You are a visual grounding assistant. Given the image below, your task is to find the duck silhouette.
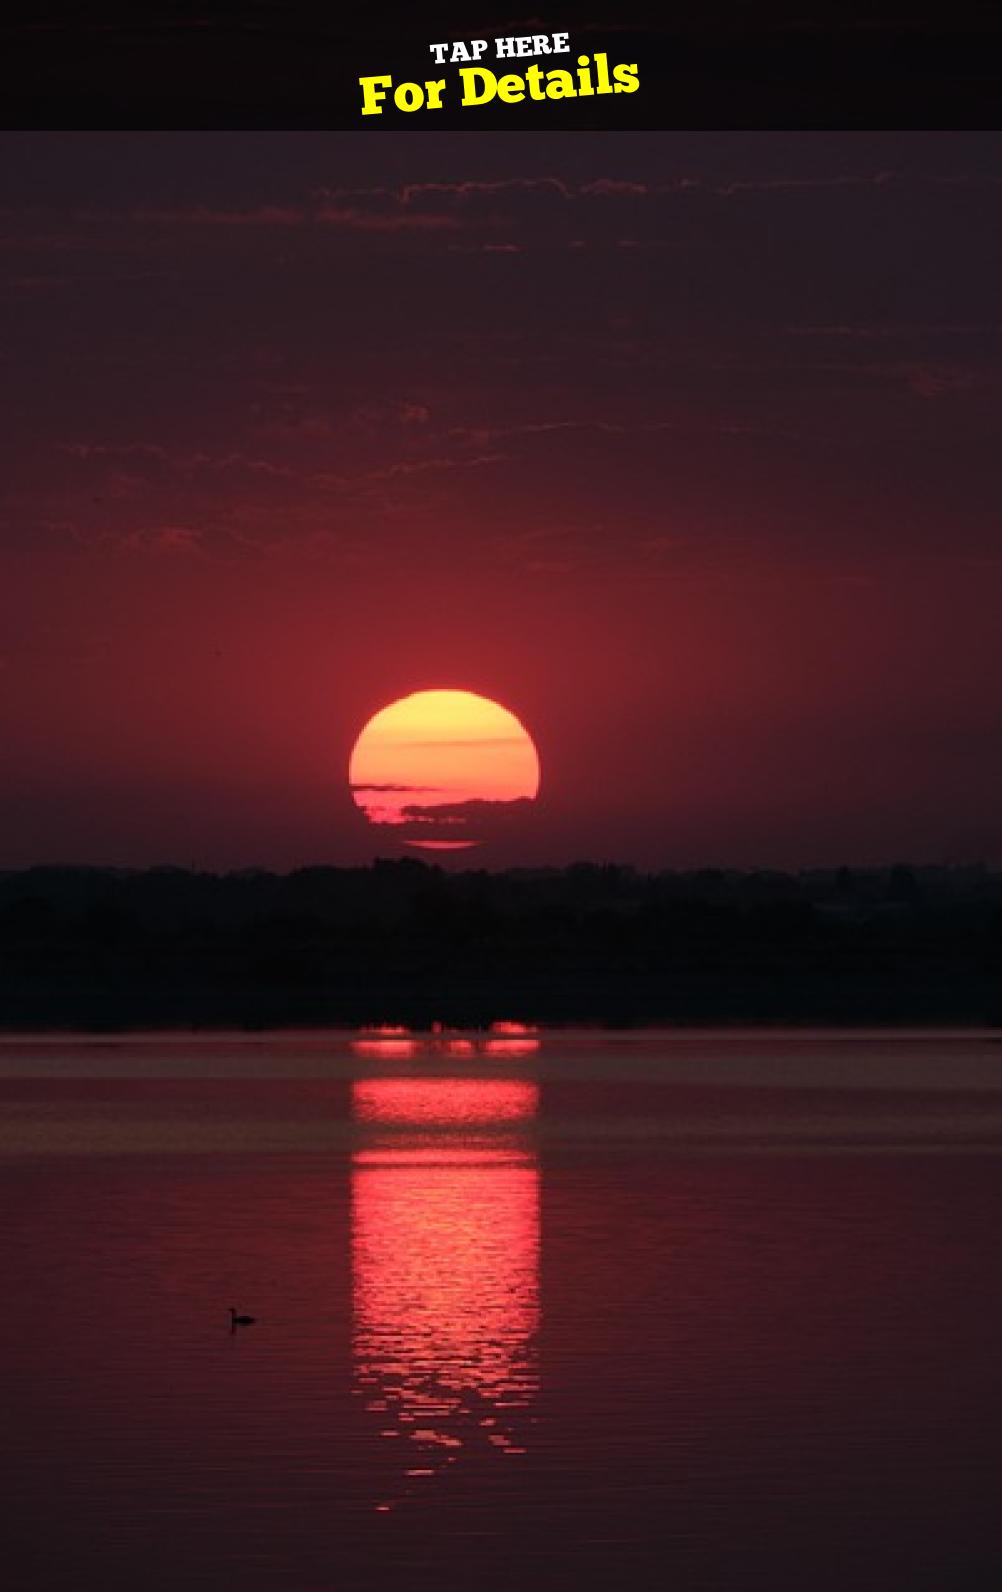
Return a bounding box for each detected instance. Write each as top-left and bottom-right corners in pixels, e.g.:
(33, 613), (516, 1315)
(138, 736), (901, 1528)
(229, 1307), (256, 1329)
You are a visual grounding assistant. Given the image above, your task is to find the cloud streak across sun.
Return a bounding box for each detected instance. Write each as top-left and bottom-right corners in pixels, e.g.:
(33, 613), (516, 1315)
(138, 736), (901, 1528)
(349, 690), (540, 849)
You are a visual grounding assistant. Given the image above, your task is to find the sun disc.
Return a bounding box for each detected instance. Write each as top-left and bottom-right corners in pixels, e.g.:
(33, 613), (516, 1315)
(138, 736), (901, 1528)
(349, 688), (540, 850)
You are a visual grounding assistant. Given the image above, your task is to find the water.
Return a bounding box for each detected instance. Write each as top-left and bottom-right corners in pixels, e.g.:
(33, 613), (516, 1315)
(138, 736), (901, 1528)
(2, 1029), (1002, 1590)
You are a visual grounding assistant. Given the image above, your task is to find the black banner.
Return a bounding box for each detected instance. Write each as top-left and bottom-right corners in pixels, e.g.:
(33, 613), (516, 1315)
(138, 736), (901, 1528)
(3, 2), (1002, 128)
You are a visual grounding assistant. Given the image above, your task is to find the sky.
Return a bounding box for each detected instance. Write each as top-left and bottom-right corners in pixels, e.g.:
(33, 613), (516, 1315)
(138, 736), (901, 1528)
(1, 130), (1001, 870)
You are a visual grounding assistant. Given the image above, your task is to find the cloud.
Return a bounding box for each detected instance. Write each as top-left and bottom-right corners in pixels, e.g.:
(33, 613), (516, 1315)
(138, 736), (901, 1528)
(18, 167), (994, 257)
(447, 416), (788, 449)
(59, 441), (169, 463)
(350, 784), (442, 793)
(396, 797), (538, 834)
(131, 205), (304, 228)
(397, 177), (574, 205)
(41, 202), (464, 235)
(310, 204), (459, 233)
(704, 173), (896, 196)
(787, 323), (1002, 339)
(353, 452), (507, 486)
(112, 526), (206, 556)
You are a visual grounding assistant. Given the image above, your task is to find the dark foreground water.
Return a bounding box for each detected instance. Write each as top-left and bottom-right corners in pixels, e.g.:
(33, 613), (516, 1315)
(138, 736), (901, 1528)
(2, 1030), (1002, 1591)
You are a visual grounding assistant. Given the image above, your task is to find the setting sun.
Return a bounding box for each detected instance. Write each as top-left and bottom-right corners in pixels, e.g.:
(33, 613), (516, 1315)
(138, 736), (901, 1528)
(349, 689), (540, 850)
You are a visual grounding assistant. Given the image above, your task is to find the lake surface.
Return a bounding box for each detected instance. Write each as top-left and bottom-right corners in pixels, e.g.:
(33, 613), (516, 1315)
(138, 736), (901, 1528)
(2, 1029), (1002, 1590)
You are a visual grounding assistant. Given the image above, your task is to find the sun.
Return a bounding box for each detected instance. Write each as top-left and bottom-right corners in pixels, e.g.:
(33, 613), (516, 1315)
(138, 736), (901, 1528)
(349, 689), (540, 850)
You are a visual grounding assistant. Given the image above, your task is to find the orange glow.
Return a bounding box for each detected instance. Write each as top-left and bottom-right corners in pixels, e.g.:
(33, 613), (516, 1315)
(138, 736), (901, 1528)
(409, 839), (479, 851)
(351, 1076), (539, 1495)
(348, 688), (540, 849)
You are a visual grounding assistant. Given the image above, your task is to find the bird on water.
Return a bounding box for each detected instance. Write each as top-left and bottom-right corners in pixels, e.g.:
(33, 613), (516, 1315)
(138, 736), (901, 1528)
(229, 1307), (256, 1328)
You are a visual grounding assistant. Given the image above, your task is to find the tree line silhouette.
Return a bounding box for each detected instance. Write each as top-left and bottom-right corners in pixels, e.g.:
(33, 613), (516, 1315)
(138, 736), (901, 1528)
(1, 860), (1001, 1029)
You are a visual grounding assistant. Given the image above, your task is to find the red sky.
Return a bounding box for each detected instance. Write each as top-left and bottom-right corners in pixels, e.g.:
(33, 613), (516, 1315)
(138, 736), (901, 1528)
(1, 131), (1001, 869)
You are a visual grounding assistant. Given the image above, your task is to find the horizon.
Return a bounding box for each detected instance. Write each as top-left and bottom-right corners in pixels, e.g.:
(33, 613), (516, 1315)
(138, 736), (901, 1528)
(3, 856), (1001, 880)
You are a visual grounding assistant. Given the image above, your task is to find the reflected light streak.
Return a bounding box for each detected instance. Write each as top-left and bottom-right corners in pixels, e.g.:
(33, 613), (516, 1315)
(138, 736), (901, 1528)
(353, 1146), (530, 1168)
(351, 1077), (539, 1505)
(353, 1076), (536, 1127)
(483, 1037), (541, 1057)
(349, 1030), (540, 1062)
(350, 1039), (420, 1059)
(485, 1021), (540, 1057)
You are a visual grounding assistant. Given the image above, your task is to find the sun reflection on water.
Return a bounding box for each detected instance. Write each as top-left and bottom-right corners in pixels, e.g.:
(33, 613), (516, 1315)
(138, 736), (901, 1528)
(351, 1077), (539, 1506)
(349, 1026), (541, 1062)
